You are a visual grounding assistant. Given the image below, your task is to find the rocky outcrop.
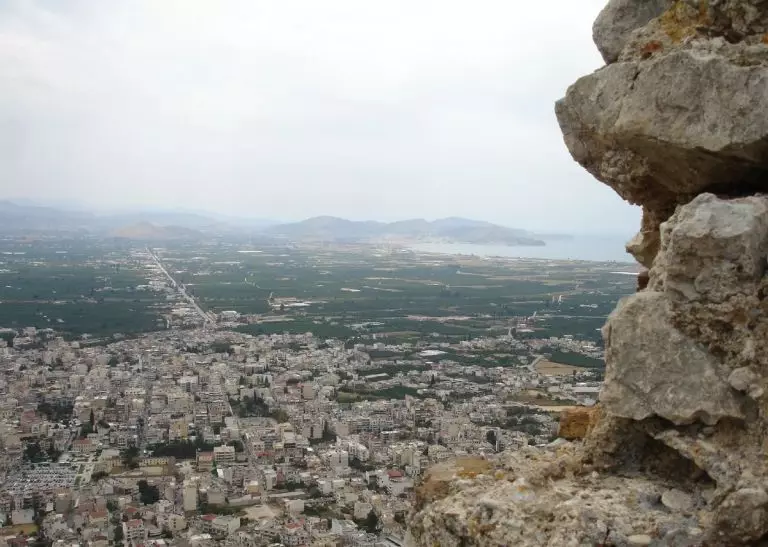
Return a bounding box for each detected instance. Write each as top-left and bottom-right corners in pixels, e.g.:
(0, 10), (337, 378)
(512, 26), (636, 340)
(407, 1), (768, 545)
(593, 0), (673, 63)
(556, 0), (768, 267)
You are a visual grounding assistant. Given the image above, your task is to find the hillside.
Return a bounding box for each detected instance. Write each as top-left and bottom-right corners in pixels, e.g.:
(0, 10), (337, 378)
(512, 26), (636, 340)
(267, 216), (546, 246)
(110, 222), (201, 241)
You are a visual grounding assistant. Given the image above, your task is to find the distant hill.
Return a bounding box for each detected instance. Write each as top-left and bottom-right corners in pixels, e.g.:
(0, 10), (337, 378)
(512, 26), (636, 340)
(110, 222), (201, 241)
(0, 201), (560, 245)
(0, 201), (274, 235)
(0, 200), (94, 232)
(267, 216), (546, 246)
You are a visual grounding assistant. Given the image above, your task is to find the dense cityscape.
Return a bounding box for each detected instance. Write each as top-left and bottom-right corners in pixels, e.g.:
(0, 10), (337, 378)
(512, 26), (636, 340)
(0, 234), (634, 547)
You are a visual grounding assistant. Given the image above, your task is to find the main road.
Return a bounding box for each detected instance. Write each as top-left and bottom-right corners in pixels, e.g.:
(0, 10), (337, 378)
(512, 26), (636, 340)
(146, 247), (215, 326)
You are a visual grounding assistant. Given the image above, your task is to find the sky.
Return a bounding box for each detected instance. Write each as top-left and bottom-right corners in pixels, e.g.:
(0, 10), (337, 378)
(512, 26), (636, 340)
(0, 0), (640, 234)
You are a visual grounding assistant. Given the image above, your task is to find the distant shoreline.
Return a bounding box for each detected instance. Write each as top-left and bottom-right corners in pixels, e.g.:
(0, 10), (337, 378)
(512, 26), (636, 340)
(408, 237), (635, 263)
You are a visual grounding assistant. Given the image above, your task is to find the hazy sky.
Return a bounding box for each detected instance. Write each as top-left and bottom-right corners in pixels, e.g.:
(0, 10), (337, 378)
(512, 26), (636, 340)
(0, 0), (640, 233)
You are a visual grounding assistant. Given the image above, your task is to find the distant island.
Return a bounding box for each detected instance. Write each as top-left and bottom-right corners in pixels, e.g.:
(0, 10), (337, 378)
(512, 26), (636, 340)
(267, 216), (548, 246)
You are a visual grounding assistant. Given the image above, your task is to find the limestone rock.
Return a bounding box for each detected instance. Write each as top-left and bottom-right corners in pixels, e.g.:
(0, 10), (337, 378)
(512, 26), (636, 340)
(627, 206), (669, 267)
(592, 0), (672, 63)
(661, 488), (694, 512)
(728, 367), (758, 393)
(555, 49), (768, 216)
(601, 291), (743, 425)
(714, 487), (768, 543)
(557, 406), (600, 439)
(413, 457), (492, 512)
(653, 193), (768, 302)
(407, 445), (700, 547)
(651, 193), (768, 370)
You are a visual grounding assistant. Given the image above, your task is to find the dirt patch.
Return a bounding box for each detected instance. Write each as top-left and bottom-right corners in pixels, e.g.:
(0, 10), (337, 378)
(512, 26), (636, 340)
(535, 359), (587, 376)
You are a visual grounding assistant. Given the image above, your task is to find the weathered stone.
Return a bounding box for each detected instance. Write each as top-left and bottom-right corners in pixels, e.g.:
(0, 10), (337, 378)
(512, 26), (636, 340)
(620, 0), (768, 61)
(592, 0), (673, 63)
(555, 50), (768, 216)
(636, 269), (650, 291)
(713, 488), (768, 543)
(728, 367), (758, 393)
(653, 193), (768, 302)
(557, 406), (600, 439)
(413, 457), (491, 512)
(650, 194), (768, 372)
(661, 488), (694, 512)
(601, 291), (743, 425)
(407, 446), (697, 547)
(627, 534), (653, 546)
(627, 206), (670, 268)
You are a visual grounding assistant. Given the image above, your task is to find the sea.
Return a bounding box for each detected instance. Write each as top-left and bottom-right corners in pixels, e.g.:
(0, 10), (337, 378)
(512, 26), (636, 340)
(409, 235), (635, 263)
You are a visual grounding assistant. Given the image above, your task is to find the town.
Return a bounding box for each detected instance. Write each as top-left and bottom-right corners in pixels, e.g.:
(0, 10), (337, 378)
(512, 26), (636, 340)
(0, 237), (634, 547)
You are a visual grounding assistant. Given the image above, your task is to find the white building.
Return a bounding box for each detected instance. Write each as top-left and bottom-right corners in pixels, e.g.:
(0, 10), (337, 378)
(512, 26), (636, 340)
(123, 519), (147, 546)
(183, 482), (198, 512)
(213, 445), (236, 466)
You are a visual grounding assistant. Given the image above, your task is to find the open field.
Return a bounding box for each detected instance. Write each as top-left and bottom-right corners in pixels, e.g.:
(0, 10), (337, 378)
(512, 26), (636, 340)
(0, 237), (167, 339)
(155, 240), (635, 347)
(534, 359), (588, 376)
(0, 235), (635, 350)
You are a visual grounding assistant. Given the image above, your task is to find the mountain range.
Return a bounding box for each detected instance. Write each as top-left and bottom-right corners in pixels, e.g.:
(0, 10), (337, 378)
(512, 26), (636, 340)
(0, 201), (563, 246)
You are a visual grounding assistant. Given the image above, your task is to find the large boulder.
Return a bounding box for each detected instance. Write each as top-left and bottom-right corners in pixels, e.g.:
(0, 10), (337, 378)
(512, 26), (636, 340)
(652, 193), (768, 370)
(601, 290), (743, 425)
(556, 49), (768, 212)
(556, 41), (768, 264)
(592, 0), (672, 63)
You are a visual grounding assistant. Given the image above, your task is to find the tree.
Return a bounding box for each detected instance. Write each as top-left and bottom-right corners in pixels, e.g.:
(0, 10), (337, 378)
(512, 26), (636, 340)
(122, 446), (140, 469)
(321, 421), (337, 443)
(89, 409), (95, 427)
(47, 444), (62, 462)
(80, 422), (94, 438)
(138, 480), (160, 505)
(360, 510), (381, 534)
(114, 524), (124, 544)
(271, 409), (289, 423)
(92, 471), (109, 482)
(0, 331), (15, 348)
(24, 442), (46, 463)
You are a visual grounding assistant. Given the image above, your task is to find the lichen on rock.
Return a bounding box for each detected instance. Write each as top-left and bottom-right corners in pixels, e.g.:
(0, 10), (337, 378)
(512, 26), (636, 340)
(406, 0), (768, 544)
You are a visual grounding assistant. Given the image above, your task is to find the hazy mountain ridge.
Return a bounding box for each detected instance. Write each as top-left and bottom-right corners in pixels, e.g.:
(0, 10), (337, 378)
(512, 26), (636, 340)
(110, 222), (202, 240)
(267, 216), (547, 246)
(0, 201), (274, 235)
(0, 201), (561, 245)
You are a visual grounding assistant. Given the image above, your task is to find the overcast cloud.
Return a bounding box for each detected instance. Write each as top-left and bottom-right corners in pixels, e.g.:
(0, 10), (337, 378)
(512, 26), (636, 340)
(0, 0), (639, 233)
